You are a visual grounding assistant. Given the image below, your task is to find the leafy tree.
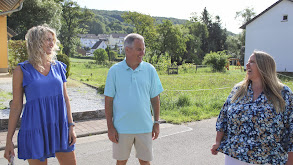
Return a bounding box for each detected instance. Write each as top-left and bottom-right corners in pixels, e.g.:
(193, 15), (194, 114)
(109, 50), (118, 61)
(7, 0), (62, 40)
(59, 0), (82, 57)
(200, 8), (212, 56)
(105, 46), (111, 61)
(79, 7), (95, 34)
(203, 51), (228, 72)
(208, 16), (227, 52)
(122, 11), (157, 50)
(88, 18), (106, 35)
(200, 9), (226, 52)
(122, 11), (155, 36)
(8, 40), (28, 73)
(199, 8), (228, 59)
(235, 7), (256, 24)
(235, 7), (256, 65)
(94, 49), (108, 64)
(200, 7), (212, 29)
(108, 21), (123, 32)
(185, 18), (208, 63)
(226, 35), (242, 63)
(157, 20), (186, 64)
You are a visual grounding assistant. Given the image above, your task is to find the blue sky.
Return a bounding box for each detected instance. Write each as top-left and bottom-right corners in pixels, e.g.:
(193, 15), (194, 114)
(75, 0), (278, 34)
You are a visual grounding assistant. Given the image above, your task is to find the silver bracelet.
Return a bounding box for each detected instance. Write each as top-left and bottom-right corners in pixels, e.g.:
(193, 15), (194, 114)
(154, 121), (160, 124)
(68, 122), (75, 127)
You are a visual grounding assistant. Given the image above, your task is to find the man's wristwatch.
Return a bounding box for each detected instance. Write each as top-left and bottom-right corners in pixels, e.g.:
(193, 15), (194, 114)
(154, 121), (160, 124)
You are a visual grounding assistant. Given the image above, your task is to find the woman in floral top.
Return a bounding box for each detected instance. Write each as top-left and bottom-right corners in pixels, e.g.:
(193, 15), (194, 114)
(211, 51), (293, 165)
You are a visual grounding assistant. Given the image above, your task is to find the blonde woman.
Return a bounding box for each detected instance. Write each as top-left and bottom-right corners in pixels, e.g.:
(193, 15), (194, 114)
(4, 25), (77, 165)
(211, 51), (293, 165)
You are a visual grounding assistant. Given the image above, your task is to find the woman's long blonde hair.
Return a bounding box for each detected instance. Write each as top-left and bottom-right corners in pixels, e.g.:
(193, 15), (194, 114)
(231, 51), (285, 113)
(25, 25), (59, 72)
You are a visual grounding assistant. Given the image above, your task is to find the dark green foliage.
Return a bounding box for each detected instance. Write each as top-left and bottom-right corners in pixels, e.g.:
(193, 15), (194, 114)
(7, 1), (241, 69)
(200, 8), (228, 58)
(97, 84), (105, 94)
(59, 1), (82, 57)
(157, 20), (187, 64)
(7, 0), (62, 40)
(57, 53), (70, 78)
(8, 40), (28, 73)
(94, 49), (108, 64)
(109, 50), (118, 61)
(87, 9), (187, 35)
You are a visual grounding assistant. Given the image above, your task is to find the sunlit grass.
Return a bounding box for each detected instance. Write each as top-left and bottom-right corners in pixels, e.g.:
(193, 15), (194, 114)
(0, 89), (12, 109)
(69, 57), (293, 123)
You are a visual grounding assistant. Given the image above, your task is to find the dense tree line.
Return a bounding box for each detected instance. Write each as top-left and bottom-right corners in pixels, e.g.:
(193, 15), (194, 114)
(7, 0), (255, 65)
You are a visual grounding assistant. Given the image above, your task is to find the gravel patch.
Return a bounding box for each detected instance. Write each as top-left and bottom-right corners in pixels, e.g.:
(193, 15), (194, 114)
(0, 77), (104, 119)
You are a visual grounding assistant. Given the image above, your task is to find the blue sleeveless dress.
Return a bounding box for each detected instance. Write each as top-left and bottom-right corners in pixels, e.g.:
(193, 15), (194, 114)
(17, 60), (74, 161)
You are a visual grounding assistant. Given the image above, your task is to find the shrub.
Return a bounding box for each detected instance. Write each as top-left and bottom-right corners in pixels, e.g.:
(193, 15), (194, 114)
(180, 62), (196, 73)
(57, 53), (70, 78)
(94, 49), (108, 64)
(109, 50), (118, 61)
(146, 53), (172, 74)
(203, 51), (228, 72)
(97, 84), (105, 94)
(8, 40), (28, 73)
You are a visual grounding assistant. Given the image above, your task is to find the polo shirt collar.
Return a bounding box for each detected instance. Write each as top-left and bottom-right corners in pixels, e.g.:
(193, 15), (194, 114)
(122, 59), (144, 71)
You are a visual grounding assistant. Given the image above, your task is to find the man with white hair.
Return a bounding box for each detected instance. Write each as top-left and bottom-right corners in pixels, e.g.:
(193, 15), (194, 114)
(104, 33), (163, 165)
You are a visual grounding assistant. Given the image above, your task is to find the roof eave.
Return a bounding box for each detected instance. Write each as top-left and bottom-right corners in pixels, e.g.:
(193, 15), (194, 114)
(239, 0), (284, 30)
(0, 0), (24, 16)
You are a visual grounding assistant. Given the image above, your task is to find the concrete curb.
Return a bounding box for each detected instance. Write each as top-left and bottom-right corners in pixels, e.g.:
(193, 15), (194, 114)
(0, 109), (106, 130)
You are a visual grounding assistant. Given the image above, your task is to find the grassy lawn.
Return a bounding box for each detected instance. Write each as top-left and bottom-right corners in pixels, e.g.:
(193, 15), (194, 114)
(70, 58), (109, 88)
(70, 57), (293, 123)
(159, 69), (246, 123)
(0, 89), (12, 109)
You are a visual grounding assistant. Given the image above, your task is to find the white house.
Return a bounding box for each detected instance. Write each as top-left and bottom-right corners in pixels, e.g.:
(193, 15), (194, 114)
(78, 34), (100, 48)
(108, 34), (127, 54)
(78, 33), (127, 54)
(90, 40), (107, 54)
(241, 0), (293, 72)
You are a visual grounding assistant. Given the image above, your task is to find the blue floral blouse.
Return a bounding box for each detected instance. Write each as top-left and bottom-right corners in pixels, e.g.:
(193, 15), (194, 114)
(216, 83), (293, 165)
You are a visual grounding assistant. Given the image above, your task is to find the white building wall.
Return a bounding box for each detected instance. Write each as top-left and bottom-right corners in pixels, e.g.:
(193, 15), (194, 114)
(80, 38), (100, 48)
(245, 0), (293, 72)
(90, 41), (107, 54)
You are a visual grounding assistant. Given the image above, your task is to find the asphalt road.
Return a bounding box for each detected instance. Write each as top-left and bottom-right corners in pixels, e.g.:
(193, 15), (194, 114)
(0, 118), (225, 165)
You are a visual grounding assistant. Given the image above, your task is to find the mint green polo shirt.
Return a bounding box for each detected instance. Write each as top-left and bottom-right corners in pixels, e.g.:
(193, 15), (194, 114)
(104, 60), (164, 134)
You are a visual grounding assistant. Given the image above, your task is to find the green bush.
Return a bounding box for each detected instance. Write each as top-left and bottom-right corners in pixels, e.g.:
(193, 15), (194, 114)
(180, 62), (196, 73)
(146, 53), (172, 74)
(203, 51), (228, 72)
(8, 40), (28, 73)
(98, 84), (105, 94)
(57, 53), (70, 78)
(109, 50), (118, 61)
(94, 49), (108, 64)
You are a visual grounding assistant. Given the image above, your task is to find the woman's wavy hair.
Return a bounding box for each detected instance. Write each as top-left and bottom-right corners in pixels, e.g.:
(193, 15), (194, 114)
(25, 25), (59, 72)
(231, 51), (285, 113)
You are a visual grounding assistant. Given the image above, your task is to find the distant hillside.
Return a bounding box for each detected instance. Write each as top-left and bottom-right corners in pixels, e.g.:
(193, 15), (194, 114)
(86, 9), (234, 35)
(90, 9), (188, 25)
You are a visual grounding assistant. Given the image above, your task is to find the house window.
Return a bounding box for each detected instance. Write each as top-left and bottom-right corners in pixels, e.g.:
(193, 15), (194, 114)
(282, 15), (288, 21)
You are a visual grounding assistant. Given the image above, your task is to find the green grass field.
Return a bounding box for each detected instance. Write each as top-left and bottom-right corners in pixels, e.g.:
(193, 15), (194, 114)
(2, 58), (292, 123)
(70, 58), (109, 87)
(69, 57), (293, 123)
(0, 89), (12, 109)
